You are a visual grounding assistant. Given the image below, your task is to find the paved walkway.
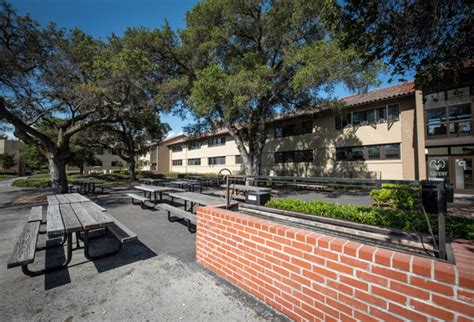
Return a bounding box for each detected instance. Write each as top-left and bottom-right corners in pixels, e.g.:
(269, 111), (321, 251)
(0, 185), (287, 321)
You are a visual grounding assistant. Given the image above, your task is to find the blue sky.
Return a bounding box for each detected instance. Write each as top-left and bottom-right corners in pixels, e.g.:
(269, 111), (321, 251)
(10, 0), (409, 137)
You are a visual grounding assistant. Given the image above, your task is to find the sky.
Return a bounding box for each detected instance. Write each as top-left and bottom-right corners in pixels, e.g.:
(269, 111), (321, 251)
(10, 0), (409, 138)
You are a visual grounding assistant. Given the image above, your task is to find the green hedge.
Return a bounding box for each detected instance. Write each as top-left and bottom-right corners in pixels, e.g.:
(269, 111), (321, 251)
(266, 198), (474, 240)
(11, 172), (131, 188)
(370, 184), (421, 210)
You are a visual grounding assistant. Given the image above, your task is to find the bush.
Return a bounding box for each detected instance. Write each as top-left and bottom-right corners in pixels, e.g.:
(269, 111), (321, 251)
(370, 184), (420, 210)
(12, 176), (51, 188)
(266, 198), (474, 240)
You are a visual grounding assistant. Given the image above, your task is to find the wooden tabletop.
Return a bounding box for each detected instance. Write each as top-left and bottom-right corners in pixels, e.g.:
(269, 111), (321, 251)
(47, 193), (90, 205)
(134, 185), (177, 193)
(140, 178), (165, 183)
(46, 200), (113, 237)
(220, 184), (271, 192)
(168, 180), (202, 186)
(168, 192), (226, 206)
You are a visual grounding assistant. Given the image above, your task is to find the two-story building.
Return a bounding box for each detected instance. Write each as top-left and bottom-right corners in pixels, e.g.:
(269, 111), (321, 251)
(159, 82), (473, 194)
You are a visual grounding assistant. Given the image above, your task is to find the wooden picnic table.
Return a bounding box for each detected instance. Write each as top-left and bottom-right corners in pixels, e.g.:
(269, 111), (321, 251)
(72, 180), (100, 194)
(168, 180), (203, 192)
(220, 183), (271, 193)
(140, 178), (166, 186)
(47, 193), (90, 205)
(134, 185), (179, 204)
(168, 191), (227, 213)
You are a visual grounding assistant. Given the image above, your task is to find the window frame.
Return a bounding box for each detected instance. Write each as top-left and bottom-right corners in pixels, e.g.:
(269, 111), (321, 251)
(187, 158), (201, 166)
(208, 156), (226, 165)
(336, 144), (401, 161)
(172, 159), (183, 166)
(208, 137), (226, 147)
(335, 104), (400, 130)
(274, 120), (313, 138)
(275, 150), (313, 164)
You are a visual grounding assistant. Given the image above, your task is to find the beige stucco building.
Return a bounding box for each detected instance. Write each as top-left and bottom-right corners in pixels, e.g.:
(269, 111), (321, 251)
(0, 139), (23, 174)
(159, 82), (474, 194)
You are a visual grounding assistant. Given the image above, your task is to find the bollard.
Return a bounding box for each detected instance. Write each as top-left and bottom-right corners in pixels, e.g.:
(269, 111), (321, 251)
(437, 182), (447, 260)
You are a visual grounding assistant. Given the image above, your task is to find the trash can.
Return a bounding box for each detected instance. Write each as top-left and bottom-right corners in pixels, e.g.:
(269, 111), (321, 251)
(245, 191), (271, 206)
(421, 179), (451, 213)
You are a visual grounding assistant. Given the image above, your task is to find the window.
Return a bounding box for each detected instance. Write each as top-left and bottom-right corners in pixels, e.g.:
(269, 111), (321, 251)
(208, 156), (225, 165)
(384, 144), (400, 159)
(171, 145), (182, 152)
(208, 137), (226, 147)
(151, 163), (157, 170)
(188, 141), (201, 150)
(387, 105), (400, 122)
(188, 158), (201, 166)
(235, 155), (243, 164)
(336, 144), (400, 161)
(172, 160), (182, 166)
(367, 145), (381, 160)
(111, 161), (117, 167)
(275, 150), (313, 163)
(274, 121), (313, 138)
(426, 103), (473, 139)
(335, 105), (399, 130)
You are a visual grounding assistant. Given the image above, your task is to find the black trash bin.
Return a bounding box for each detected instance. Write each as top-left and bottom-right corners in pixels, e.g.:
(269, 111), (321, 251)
(245, 191), (271, 206)
(421, 179), (452, 213)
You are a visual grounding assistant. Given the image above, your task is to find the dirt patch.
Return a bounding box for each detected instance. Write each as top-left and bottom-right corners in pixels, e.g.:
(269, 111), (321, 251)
(13, 193), (48, 205)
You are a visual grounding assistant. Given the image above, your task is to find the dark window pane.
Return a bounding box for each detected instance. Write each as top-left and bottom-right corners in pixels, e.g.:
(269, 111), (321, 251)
(275, 152), (284, 163)
(188, 141), (201, 150)
(388, 105), (400, 122)
(188, 158), (201, 165)
(283, 151), (294, 163)
(427, 124), (448, 137)
(351, 147), (365, 160)
(235, 155), (243, 164)
(384, 144), (400, 159)
(171, 145), (182, 152)
(275, 127), (283, 138)
(336, 148), (348, 161)
(367, 145), (381, 159)
(377, 107), (387, 123)
(352, 111), (367, 125)
(301, 121), (313, 134)
(451, 146), (474, 155)
(448, 104), (471, 121)
(367, 110), (376, 124)
(426, 108), (447, 124)
(172, 160), (182, 166)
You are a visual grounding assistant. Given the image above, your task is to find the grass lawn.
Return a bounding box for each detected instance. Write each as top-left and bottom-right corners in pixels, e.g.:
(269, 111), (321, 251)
(0, 174), (17, 181)
(11, 172), (132, 188)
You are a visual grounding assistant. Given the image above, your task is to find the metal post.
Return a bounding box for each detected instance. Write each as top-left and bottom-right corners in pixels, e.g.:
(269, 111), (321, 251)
(226, 176), (230, 209)
(437, 182), (447, 260)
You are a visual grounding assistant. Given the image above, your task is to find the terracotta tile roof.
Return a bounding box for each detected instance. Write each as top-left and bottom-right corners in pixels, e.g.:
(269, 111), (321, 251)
(343, 81), (415, 107)
(167, 82), (416, 143)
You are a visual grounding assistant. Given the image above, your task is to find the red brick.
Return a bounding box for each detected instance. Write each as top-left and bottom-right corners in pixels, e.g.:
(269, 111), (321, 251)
(358, 245), (376, 262)
(338, 293), (368, 312)
(459, 271), (474, 289)
(392, 253), (411, 271)
(327, 280), (353, 295)
(372, 285), (407, 304)
(306, 232), (322, 245)
(281, 261), (301, 275)
(340, 255), (370, 270)
(318, 235), (333, 249)
(291, 240), (312, 253)
(343, 241), (361, 257)
(411, 276), (454, 296)
(373, 248), (393, 266)
(354, 310), (378, 322)
(273, 265), (290, 278)
(302, 269), (325, 283)
(388, 303), (428, 321)
(340, 313), (357, 322)
(284, 246), (303, 258)
(355, 290), (386, 309)
(434, 261), (455, 284)
(458, 289), (474, 305)
(409, 299), (454, 320)
(313, 264), (337, 280)
(302, 286), (325, 303)
(315, 247), (339, 261)
(302, 252), (325, 266)
(291, 257), (311, 270)
(313, 284), (338, 299)
(370, 307), (403, 322)
(273, 235), (292, 246)
(391, 281), (429, 300)
(459, 316), (474, 322)
(292, 289), (313, 306)
(301, 302), (325, 320)
(330, 238), (347, 252)
(258, 231), (274, 241)
(432, 294), (474, 317)
(285, 228), (300, 239)
(272, 250), (290, 262)
(356, 270), (388, 287)
(290, 272), (312, 287)
(326, 297), (352, 316)
(411, 256), (432, 278)
(327, 260), (353, 275)
(266, 240), (283, 251)
(293, 306), (315, 321)
(340, 275), (368, 292)
(372, 265), (407, 282)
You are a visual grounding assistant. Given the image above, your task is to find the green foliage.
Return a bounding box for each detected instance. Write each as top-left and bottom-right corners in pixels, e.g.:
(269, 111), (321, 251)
(11, 172), (131, 188)
(19, 144), (47, 170)
(0, 153), (15, 170)
(370, 184), (420, 210)
(12, 173), (51, 188)
(266, 198), (474, 240)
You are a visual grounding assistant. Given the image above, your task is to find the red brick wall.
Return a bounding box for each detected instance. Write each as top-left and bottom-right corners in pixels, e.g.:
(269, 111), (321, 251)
(196, 206), (474, 321)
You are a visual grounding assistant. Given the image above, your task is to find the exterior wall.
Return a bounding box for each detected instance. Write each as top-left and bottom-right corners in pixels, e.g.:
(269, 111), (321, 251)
(66, 151), (123, 174)
(169, 134), (244, 174)
(196, 206), (474, 322)
(168, 95), (419, 180)
(415, 90), (427, 180)
(0, 139), (22, 174)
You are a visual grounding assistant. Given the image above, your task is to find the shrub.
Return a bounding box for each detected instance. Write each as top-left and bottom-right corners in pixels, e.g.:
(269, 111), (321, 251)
(266, 198), (474, 240)
(370, 184), (420, 210)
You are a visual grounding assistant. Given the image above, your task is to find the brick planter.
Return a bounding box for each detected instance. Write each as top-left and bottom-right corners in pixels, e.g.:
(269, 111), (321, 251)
(196, 206), (474, 321)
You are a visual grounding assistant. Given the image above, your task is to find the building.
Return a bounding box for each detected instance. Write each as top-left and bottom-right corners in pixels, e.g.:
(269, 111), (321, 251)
(158, 82), (473, 194)
(0, 139), (24, 175)
(146, 135), (187, 173)
(66, 150), (124, 174)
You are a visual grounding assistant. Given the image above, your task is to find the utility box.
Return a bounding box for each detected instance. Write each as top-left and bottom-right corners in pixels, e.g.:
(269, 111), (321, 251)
(421, 179), (453, 213)
(245, 191), (271, 206)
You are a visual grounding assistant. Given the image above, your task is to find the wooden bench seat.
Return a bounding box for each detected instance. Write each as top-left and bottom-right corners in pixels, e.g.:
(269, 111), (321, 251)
(157, 203), (196, 232)
(289, 183), (326, 191)
(108, 218), (137, 244)
(27, 206), (43, 223)
(7, 221), (40, 269)
(126, 193), (150, 208)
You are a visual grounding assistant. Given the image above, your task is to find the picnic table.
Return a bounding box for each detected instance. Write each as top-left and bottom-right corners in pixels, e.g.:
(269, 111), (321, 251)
(140, 178), (166, 186)
(72, 179), (100, 194)
(168, 191), (228, 213)
(168, 180), (203, 192)
(134, 185), (179, 205)
(8, 194), (136, 276)
(220, 183), (271, 193)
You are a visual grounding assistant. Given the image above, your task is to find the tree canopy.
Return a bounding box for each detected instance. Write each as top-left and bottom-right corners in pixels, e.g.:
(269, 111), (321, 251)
(337, 0), (473, 90)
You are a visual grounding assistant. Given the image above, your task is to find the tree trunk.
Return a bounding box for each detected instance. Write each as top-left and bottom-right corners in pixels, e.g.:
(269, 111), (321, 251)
(127, 159), (136, 182)
(79, 164), (84, 175)
(49, 153), (68, 193)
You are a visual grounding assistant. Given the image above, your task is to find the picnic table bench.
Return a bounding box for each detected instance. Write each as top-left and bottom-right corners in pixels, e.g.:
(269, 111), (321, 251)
(129, 185), (183, 207)
(167, 180), (203, 192)
(7, 194), (136, 276)
(140, 178), (166, 186)
(220, 184), (272, 194)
